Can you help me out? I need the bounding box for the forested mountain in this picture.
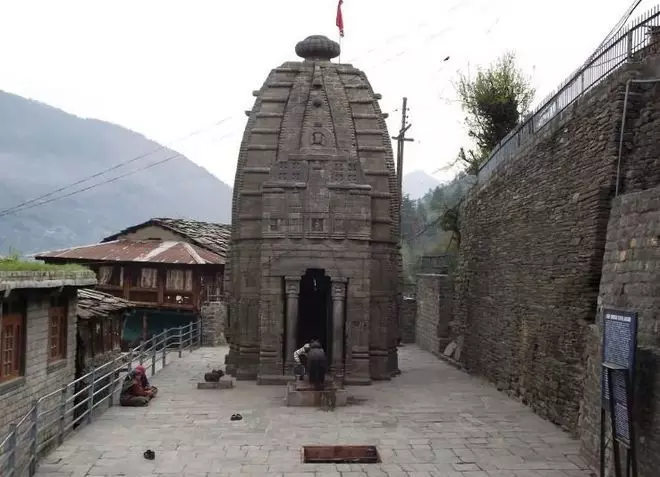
[402,170,441,200]
[0,90,233,255]
[400,171,474,281]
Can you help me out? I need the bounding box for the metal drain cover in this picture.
[302,445,380,464]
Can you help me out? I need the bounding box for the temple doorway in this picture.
[297,268,332,362]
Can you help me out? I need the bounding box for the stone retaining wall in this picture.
[579,185,660,476]
[451,53,660,433]
[401,296,416,343]
[415,273,453,356]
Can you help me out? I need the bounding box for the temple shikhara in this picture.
[226,34,402,385]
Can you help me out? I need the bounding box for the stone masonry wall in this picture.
[401,296,416,343]
[0,289,77,441]
[452,53,660,433]
[416,274,453,356]
[200,301,227,347]
[579,185,660,476]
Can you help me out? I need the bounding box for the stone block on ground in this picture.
[197,379,234,389]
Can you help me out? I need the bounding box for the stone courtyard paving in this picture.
[36,346,594,477]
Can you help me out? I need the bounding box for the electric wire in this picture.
[0,2,477,219]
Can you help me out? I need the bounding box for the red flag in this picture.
[336,0,344,38]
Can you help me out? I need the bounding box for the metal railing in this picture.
[478,6,660,181]
[0,321,201,477]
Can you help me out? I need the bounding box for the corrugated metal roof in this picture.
[102,218,231,258]
[36,239,224,265]
[77,288,133,320]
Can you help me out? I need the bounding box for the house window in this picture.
[166,269,193,292]
[48,296,68,362]
[98,265,123,287]
[1,301,25,382]
[139,268,158,289]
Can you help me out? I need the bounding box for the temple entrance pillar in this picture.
[284,277,300,374]
[331,279,347,374]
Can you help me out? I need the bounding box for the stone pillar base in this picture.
[369,349,391,380]
[200,301,227,347]
[346,349,372,385]
[235,344,260,380]
[387,346,399,376]
[236,369,259,380]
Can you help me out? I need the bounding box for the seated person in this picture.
[119,368,155,407]
[134,365,158,397]
[306,340,327,390]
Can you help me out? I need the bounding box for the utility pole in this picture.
[392,97,414,242]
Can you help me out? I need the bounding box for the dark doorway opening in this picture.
[297,268,332,361]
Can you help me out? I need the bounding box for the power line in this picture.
[0,15,468,219]
[0,151,183,218]
[0,117,234,217]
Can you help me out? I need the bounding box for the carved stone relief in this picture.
[311,131,326,146]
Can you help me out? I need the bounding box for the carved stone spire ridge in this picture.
[295,35,340,61]
[230,31,401,386]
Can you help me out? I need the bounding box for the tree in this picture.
[455,51,535,173]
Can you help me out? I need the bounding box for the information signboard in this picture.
[601,309,638,406]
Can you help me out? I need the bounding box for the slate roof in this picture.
[35,240,224,265]
[77,288,133,320]
[102,218,231,259]
[0,270,97,291]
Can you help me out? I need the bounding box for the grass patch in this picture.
[0,254,87,273]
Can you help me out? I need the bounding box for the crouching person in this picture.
[120,367,155,407]
[293,343,311,381]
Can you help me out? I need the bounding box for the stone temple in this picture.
[226,35,402,385]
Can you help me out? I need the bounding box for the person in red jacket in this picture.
[120,367,155,407]
[134,365,158,397]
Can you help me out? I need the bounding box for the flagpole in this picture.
[336,0,344,64]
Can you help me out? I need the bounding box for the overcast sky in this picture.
[0,0,653,188]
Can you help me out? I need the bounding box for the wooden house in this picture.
[75,288,133,366]
[35,218,230,346]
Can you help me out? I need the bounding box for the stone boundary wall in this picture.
[415,273,453,356]
[452,52,660,433]
[401,296,416,343]
[579,185,660,476]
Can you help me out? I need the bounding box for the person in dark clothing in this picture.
[306,340,327,390]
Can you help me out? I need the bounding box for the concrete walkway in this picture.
[36,346,593,477]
